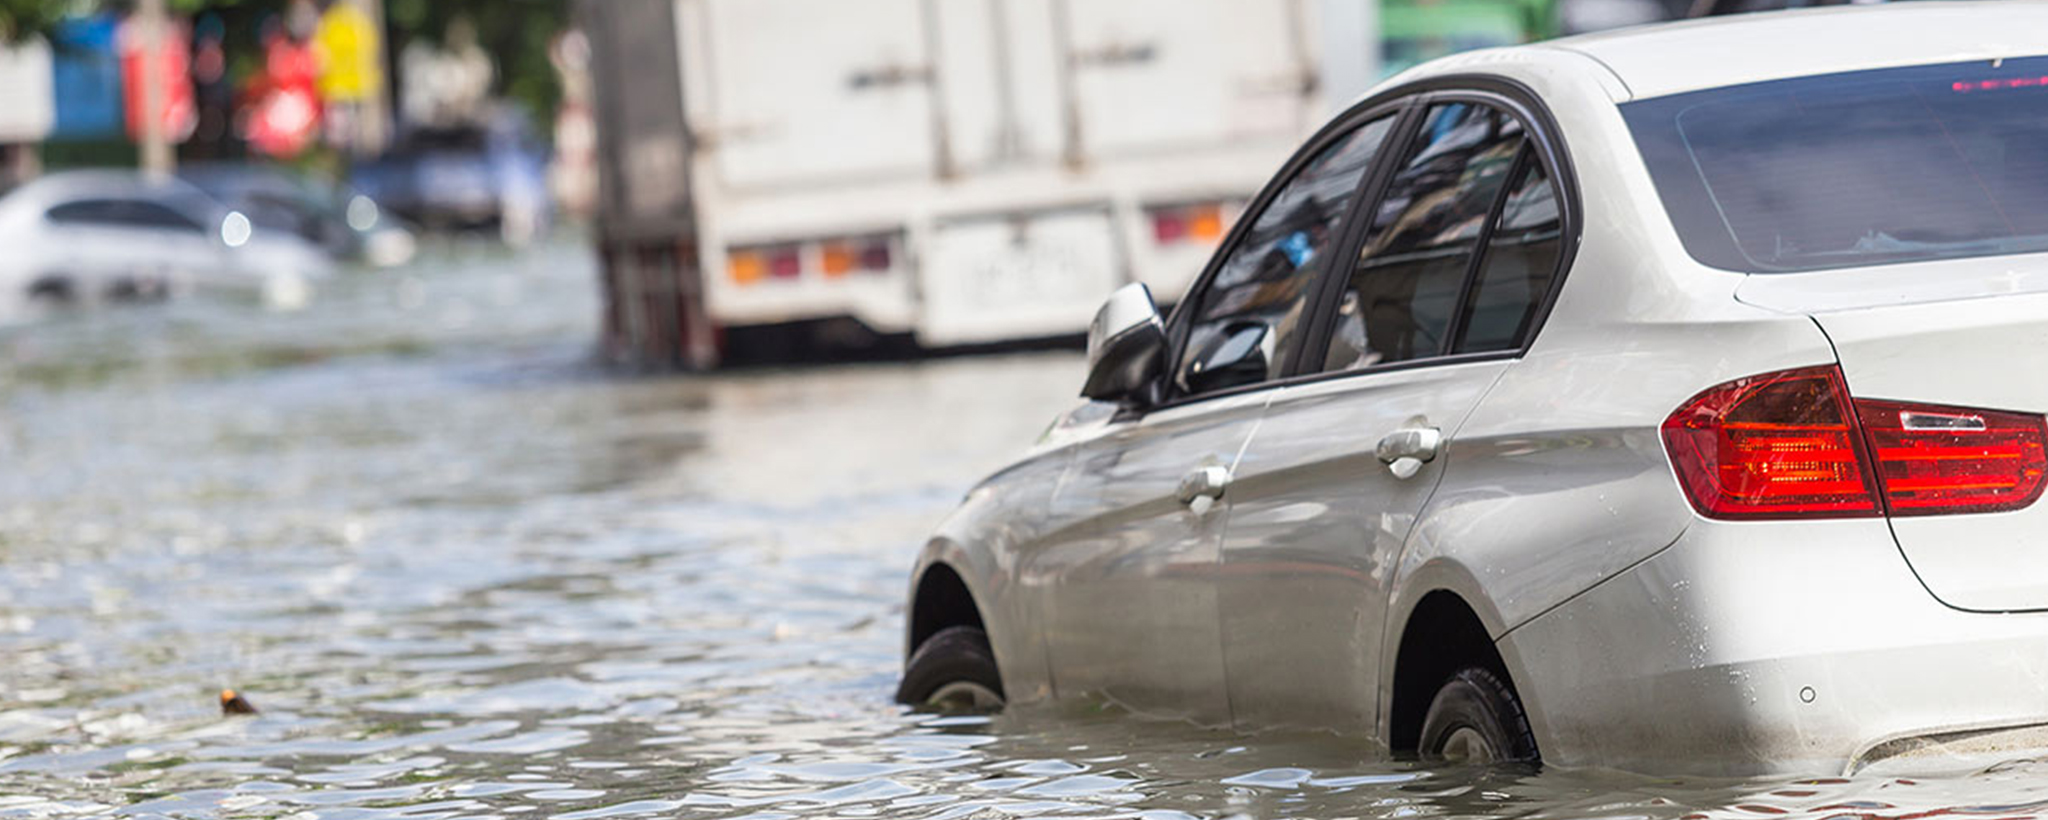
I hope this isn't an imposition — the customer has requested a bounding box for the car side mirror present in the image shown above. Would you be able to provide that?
[1183,321,1268,395]
[1081,283,1167,406]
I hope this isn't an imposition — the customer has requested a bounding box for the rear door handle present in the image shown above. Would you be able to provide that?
[1375,427,1442,479]
[1176,465,1231,506]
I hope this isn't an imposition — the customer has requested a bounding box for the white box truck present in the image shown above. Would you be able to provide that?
[583,0,1363,366]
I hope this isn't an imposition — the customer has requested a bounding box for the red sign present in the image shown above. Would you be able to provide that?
[117,16,196,144]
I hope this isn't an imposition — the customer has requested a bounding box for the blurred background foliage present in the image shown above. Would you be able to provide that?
[0,0,568,122]
[387,0,570,123]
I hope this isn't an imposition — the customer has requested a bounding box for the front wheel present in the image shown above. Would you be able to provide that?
[1418,667,1539,764]
[895,625,1005,712]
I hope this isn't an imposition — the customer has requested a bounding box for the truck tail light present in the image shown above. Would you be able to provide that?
[857,239,891,272]
[821,242,856,277]
[1662,365,2048,519]
[728,251,765,285]
[767,247,802,279]
[729,235,895,287]
[1149,203,1227,246]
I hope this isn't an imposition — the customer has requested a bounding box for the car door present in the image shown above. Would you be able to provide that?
[41,198,205,295]
[1029,107,1403,724]
[1216,94,1574,733]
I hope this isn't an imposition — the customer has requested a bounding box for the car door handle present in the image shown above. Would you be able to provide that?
[1176,465,1231,505]
[1376,427,1442,479]
[1375,427,1442,463]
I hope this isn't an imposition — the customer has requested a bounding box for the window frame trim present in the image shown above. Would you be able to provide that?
[1127,74,1583,419]
[1144,97,1421,413]
[1288,79,1583,389]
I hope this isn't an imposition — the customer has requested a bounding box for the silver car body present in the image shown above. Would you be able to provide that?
[0,170,333,313]
[906,3,2048,777]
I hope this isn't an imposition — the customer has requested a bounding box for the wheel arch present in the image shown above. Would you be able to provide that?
[907,560,987,657]
[1382,562,1525,755]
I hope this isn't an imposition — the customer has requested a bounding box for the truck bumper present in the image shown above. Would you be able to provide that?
[1499,516,2048,777]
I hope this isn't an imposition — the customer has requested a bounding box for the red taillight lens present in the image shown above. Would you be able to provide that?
[1152,211,1188,243]
[1857,400,2048,515]
[858,240,891,272]
[1664,365,2048,519]
[768,248,802,279]
[1662,366,1881,520]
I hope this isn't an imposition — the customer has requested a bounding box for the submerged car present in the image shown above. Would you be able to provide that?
[351,114,551,247]
[0,170,332,310]
[897,4,2048,777]
[180,163,417,268]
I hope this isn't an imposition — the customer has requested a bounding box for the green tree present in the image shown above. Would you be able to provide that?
[386,0,568,127]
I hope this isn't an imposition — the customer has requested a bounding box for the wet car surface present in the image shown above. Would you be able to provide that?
[5,239,2048,819]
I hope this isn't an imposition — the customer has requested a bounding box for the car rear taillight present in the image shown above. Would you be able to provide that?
[1857,400,2048,515]
[1662,365,2048,519]
[1662,366,1880,519]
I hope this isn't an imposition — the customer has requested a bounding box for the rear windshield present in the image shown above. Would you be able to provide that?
[1623,56,2048,273]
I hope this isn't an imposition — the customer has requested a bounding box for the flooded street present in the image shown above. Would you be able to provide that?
[3,239,2048,820]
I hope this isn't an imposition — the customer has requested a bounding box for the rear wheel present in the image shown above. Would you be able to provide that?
[895,625,1004,712]
[1418,667,1538,764]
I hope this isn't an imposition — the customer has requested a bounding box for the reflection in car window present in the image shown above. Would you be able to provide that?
[1176,116,1393,397]
[1454,147,1561,353]
[1323,103,1523,372]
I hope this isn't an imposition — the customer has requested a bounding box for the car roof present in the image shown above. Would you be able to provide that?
[1540,1,2048,101]
[0,170,229,221]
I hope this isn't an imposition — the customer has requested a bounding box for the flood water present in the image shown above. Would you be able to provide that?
[4,238,2048,820]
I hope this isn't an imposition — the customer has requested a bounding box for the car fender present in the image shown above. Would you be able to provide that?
[904,441,1076,706]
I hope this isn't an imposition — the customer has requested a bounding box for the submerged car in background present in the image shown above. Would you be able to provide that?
[180,163,418,268]
[0,170,333,312]
[897,3,2048,778]
[352,113,550,247]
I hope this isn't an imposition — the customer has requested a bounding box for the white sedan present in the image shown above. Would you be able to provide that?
[897,2,2048,778]
[0,170,333,314]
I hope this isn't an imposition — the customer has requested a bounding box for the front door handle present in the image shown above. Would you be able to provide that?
[1375,427,1442,480]
[1176,465,1231,506]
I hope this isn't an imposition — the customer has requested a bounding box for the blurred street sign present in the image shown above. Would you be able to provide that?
[315,0,383,102]
[117,12,196,145]
[51,15,123,140]
[0,37,55,143]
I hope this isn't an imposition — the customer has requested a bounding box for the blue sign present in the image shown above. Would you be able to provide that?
[50,14,123,140]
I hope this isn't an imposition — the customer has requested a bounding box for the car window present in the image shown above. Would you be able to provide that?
[46,198,204,234]
[127,201,205,233]
[1453,146,1561,354]
[1624,56,2048,272]
[46,199,120,226]
[1174,115,1395,397]
[1321,102,1525,372]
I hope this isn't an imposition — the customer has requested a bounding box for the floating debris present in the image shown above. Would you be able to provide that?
[220,689,258,716]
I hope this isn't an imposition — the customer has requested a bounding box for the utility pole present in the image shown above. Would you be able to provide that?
[137,0,174,177]
[362,0,390,155]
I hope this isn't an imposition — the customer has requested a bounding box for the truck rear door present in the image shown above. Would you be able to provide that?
[694,0,938,190]
[1060,0,1315,161]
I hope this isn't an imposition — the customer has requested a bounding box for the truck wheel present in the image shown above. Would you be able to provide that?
[895,625,1004,712]
[1418,667,1538,764]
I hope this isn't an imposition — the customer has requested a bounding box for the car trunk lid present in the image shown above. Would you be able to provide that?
[1740,258,2048,611]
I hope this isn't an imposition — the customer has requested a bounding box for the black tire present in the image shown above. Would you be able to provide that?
[1418,667,1539,764]
[895,625,1005,711]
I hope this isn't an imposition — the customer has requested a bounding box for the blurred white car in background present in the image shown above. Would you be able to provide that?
[0,170,333,314]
